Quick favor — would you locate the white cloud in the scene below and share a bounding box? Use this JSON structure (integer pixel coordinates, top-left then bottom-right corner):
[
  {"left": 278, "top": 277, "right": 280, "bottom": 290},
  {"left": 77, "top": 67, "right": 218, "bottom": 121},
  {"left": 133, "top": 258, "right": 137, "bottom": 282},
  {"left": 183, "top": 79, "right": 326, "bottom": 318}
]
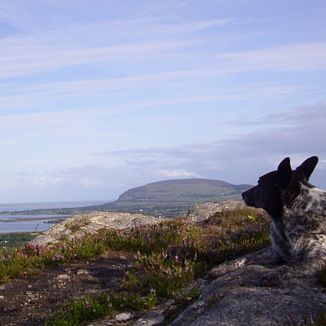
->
[
  {"left": 34, "top": 176, "right": 64, "bottom": 186},
  {"left": 79, "top": 178, "right": 106, "bottom": 189},
  {"left": 160, "top": 169, "right": 199, "bottom": 178}
]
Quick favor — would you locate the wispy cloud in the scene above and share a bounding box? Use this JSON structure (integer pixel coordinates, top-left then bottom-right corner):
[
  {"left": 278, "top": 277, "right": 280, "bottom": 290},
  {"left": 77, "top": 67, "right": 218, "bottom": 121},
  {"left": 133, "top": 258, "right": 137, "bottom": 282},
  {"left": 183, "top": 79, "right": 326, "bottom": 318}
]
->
[
  {"left": 0, "top": 1, "right": 326, "bottom": 202},
  {"left": 0, "top": 37, "right": 198, "bottom": 79},
  {"left": 215, "top": 42, "right": 326, "bottom": 72},
  {"left": 1, "top": 102, "right": 325, "bottom": 201},
  {"left": 0, "top": 14, "right": 234, "bottom": 79},
  {"left": 94, "top": 103, "right": 326, "bottom": 184}
]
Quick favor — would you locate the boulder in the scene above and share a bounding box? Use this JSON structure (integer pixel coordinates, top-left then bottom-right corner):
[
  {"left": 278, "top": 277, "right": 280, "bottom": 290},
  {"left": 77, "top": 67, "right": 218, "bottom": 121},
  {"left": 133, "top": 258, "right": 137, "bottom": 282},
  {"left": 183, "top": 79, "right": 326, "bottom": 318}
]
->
[
  {"left": 31, "top": 212, "right": 167, "bottom": 246},
  {"left": 185, "top": 200, "right": 244, "bottom": 224}
]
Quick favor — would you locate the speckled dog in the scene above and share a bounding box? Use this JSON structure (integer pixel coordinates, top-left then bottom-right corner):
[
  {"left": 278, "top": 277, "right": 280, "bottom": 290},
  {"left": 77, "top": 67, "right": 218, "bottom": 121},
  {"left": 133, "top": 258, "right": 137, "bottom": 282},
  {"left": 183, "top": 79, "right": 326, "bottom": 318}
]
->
[{"left": 210, "top": 156, "right": 326, "bottom": 286}]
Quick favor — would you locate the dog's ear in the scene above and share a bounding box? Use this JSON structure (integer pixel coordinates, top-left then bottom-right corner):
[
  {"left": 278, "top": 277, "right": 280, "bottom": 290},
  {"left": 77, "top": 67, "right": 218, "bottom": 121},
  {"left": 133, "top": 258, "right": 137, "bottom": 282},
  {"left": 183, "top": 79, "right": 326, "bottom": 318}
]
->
[
  {"left": 277, "top": 157, "right": 292, "bottom": 188},
  {"left": 296, "top": 156, "right": 319, "bottom": 181}
]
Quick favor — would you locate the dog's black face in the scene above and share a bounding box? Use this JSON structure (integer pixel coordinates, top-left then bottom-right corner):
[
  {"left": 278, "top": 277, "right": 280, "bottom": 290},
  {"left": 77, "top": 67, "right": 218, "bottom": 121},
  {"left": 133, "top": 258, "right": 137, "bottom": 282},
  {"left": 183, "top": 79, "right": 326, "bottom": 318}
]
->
[
  {"left": 242, "top": 170, "right": 285, "bottom": 218},
  {"left": 242, "top": 156, "right": 319, "bottom": 218}
]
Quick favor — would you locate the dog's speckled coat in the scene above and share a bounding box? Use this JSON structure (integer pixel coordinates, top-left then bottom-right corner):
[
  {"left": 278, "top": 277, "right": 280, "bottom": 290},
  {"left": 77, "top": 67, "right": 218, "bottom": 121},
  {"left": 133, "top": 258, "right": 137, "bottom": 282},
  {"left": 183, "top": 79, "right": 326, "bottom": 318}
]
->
[{"left": 210, "top": 156, "right": 326, "bottom": 286}]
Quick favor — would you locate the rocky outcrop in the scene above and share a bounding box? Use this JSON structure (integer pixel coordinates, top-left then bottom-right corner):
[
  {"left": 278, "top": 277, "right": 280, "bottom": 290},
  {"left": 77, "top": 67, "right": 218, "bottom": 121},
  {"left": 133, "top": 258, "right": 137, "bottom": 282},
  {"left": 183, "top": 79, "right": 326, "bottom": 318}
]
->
[
  {"left": 32, "top": 200, "right": 244, "bottom": 246},
  {"left": 185, "top": 200, "right": 244, "bottom": 224},
  {"left": 85, "top": 260, "right": 326, "bottom": 326},
  {"left": 30, "top": 202, "right": 326, "bottom": 325},
  {"left": 31, "top": 212, "right": 167, "bottom": 246},
  {"left": 169, "top": 264, "right": 326, "bottom": 326}
]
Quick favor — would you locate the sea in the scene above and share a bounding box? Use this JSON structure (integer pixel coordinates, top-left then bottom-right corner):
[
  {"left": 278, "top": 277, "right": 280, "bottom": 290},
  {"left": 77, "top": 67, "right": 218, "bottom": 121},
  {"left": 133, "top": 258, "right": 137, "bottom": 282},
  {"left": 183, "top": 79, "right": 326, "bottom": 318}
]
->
[{"left": 0, "top": 200, "right": 108, "bottom": 233}]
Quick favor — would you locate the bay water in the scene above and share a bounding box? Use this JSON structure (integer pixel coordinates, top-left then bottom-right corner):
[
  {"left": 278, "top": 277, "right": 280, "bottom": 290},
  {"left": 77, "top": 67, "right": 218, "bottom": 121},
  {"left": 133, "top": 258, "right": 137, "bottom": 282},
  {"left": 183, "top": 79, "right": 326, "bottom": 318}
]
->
[{"left": 0, "top": 201, "right": 107, "bottom": 233}]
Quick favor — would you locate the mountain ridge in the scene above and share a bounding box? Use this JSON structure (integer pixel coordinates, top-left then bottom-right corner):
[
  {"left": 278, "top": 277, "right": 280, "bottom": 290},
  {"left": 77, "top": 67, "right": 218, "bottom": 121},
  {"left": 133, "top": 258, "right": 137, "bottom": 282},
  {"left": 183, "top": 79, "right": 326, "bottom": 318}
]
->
[{"left": 96, "top": 178, "right": 252, "bottom": 218}]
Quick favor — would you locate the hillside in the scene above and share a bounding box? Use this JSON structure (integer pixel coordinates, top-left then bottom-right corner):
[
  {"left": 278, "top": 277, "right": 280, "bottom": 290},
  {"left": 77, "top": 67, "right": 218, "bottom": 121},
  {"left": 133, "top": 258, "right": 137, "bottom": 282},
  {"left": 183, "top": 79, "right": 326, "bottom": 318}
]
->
[
  {"left": 1, "top": 204, "right": 325, "bottom": 326},
  {"left": 94, "top": 178, "right": 251, "bottom": 217}
]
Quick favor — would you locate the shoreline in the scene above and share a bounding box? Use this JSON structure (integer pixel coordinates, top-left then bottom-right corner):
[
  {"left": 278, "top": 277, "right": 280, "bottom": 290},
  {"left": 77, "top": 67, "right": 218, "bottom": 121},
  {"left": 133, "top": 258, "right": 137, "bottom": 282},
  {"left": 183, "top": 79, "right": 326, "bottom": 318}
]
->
[{"left": 0, "top": 216, "right": 68, "bottom": 223}]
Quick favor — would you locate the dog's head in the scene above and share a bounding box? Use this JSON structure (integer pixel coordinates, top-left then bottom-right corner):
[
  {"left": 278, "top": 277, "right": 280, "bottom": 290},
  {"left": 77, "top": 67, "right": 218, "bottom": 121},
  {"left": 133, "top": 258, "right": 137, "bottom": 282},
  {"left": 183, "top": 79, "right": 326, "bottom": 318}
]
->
[{"left": 242, "top": 156, "right": 319, "bottom": 218}]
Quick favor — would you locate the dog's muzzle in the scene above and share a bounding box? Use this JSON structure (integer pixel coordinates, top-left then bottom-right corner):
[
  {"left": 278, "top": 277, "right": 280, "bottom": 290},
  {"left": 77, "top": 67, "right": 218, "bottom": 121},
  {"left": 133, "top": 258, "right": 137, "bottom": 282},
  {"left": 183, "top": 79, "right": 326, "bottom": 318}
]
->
[
  {"left": 242, "top": 189, "right": 249, "bottom": 201},
  {"left": 241, "top": 187, "right": 257, "bottom": 207}
]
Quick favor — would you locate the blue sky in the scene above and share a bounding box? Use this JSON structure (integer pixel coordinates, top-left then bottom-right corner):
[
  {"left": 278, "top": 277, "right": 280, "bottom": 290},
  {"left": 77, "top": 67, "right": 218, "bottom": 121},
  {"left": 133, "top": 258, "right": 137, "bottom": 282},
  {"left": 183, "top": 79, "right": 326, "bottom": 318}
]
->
[{"left": 0, "top": 0, "right": 326, "bottom": 203}]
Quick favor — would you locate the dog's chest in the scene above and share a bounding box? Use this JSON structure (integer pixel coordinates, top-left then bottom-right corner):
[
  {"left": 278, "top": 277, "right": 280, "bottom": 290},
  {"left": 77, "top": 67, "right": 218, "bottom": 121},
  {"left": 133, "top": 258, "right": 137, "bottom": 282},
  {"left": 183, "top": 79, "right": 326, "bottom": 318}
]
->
[
  {"left": 271, "top": 220, "right": 296, "bottom": 261},
  {"left": 270, "top": 218, "right": 313, "bottom": 262}
]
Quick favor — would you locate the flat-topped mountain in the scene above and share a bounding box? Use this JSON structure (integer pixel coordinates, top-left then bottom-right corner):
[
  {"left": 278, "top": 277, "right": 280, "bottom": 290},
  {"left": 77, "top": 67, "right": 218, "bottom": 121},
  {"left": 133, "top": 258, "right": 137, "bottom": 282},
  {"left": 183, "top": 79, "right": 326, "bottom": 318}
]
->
[
  {"left": 117, "top": 178, "right": 248, "bottom": 202},
  {"left": 94, "top": 178, "right": 252, "bottom": 218}
]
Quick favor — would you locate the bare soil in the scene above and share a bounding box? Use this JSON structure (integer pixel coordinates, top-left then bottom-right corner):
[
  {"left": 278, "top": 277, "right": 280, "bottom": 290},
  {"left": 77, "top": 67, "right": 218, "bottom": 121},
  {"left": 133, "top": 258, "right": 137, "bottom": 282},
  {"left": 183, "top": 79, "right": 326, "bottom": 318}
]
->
[{"left": 0, "top": 252, "right": 135, "bottom": 326}]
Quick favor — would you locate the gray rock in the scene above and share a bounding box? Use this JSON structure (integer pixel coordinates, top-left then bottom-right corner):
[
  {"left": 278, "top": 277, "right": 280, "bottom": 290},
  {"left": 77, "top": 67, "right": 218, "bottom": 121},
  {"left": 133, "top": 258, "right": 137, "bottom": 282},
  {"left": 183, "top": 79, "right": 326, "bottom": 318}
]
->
[
  {"left": 133, "top": 309, "right": 165, "bottom": 325},
  {"left": 185, "top": 200, "right": 244, "bottom": 224},
  {"left": 31, "top": 212, "right": 167, "bottom": 246},
  {"left": 115, "top": 312, "right": 134, "bottom": 321},
  {"left": 169, "top": 264, "right": 326, "bottom": 326}
]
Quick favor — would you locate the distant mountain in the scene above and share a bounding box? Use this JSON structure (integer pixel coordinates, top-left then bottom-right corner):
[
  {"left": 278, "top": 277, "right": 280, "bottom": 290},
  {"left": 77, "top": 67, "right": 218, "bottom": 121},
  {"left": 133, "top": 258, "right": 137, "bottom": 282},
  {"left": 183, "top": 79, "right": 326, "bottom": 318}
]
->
[
  {"left": 2, "top": 179, "right": 252, "bottom": 219},
  {"left": 93, "top": 178, "right": 252, "bottom": 218}
]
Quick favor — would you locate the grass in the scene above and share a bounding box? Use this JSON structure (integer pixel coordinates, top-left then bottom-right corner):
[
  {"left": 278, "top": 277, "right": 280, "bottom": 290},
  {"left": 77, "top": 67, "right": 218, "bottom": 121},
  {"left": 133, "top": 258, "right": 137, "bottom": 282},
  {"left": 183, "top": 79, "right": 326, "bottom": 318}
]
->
[
  {"left": 1, "top": 206, "right": 324, "bottom": 325},
  {"left": 47, "top": 290, "right": 158, "bottom": 326}
]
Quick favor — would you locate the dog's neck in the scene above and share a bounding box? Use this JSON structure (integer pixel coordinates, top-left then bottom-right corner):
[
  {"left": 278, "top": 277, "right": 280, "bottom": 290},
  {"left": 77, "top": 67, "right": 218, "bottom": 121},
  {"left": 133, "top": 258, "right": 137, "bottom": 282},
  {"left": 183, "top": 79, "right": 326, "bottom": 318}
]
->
[{"left": 283, "top": 183, "right": 326, "bottom": 216}]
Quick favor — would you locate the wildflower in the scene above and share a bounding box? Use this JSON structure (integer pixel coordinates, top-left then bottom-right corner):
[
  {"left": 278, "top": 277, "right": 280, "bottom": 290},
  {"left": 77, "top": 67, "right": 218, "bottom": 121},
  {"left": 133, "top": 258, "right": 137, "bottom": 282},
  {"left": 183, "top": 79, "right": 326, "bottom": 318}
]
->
[{"left": 52, "top": 254, "right": 64, "bottom": 261}]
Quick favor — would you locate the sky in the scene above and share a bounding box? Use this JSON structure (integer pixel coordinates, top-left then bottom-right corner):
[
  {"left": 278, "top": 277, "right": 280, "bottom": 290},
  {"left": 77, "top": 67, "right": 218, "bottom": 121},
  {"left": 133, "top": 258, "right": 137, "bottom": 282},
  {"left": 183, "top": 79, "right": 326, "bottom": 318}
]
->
[{"left": 0, "top": 0, "right": 326, "bottom": 203}]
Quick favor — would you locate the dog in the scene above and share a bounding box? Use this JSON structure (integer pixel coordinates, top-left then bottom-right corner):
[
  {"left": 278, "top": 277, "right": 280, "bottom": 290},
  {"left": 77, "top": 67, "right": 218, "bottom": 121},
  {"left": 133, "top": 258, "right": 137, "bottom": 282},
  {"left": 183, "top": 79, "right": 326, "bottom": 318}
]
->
[{"left": 210, "top": 156, "right": 326, "bottom": 286}]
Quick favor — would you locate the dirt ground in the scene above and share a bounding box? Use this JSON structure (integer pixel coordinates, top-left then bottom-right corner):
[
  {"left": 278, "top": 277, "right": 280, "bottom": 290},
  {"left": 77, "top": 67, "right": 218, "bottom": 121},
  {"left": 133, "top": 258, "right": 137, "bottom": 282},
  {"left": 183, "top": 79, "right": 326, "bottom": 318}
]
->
[{"left": 0, "top": 252, "right": 135, "bottom": 326}]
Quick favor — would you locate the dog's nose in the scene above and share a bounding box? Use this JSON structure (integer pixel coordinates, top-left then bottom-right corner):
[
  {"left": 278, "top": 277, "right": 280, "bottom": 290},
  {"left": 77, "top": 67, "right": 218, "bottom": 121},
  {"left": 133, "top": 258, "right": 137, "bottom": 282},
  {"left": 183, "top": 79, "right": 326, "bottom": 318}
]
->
[{"left": 241, "top": 191, "right": 247, "bottom": 199}]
